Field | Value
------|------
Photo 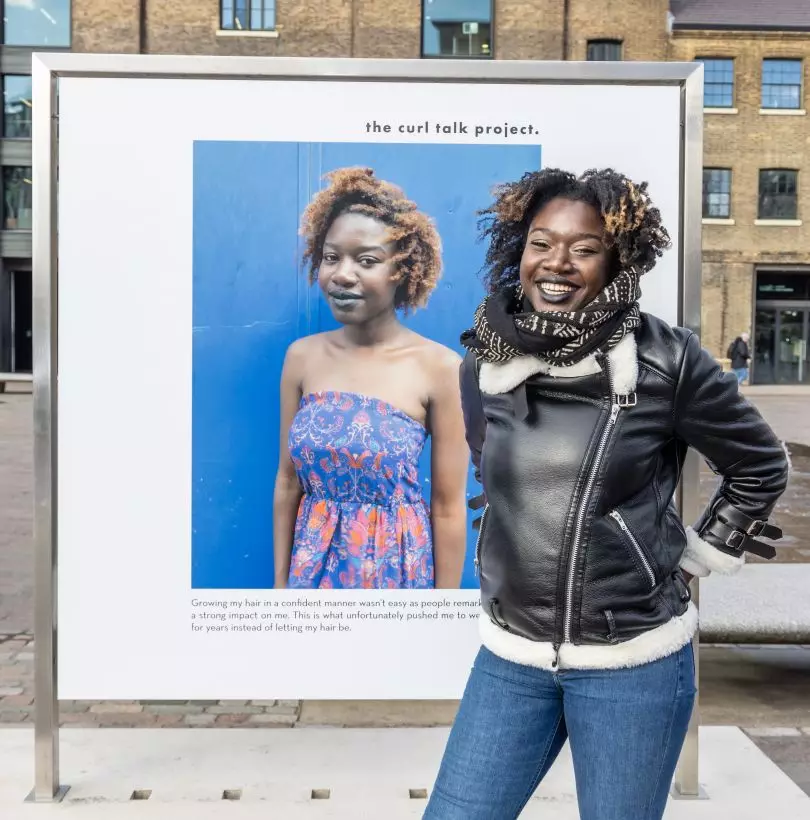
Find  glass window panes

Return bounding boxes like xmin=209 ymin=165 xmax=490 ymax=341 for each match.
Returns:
xmin=3 ymin=76 xmax=32 ymax=139
xmin=3 ymin=0 xmax=70 ymax=46
xmin=220 ymin=0 xmax=276 ymax=30
xmin=702 ymin=168 xmax=731 ymax=218
xmin=698 ymin=58 xmax=734 ymax=108
xmin=758 ymin=170 xmax=799 ymax=220
xmin=422 ymin=0 xmax=492 ymax=58
xmin=587 ymin=41 xmax=622 ymax=61
xmin=761 ymin=59 xmax=803 ymax=109
xmin=3 ymin=167 xmax=32 ymax=230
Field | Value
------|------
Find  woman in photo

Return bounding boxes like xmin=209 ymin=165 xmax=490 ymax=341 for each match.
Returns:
xmin=273 ymin=167 xmax=468 ymax=590
xmin=424 ymin=168 xmax=789 ymax=819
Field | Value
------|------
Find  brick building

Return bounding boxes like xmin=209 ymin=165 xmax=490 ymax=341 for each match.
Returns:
xmin=1 ymin=0 xmax=808 ymax=384
xmin=668 ymin=1 xmax=810 ymax=384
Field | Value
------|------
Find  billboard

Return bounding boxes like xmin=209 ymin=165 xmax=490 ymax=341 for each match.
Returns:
xmin=45 ymin=58 xmax=697 ymax=700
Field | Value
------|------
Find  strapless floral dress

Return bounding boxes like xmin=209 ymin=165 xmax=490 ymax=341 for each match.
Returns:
xmin=286 ymin=391 xmax=434 ymax=589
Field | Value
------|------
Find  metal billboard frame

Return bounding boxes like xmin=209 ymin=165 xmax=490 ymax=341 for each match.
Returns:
xmin=30 ymin=52 xmax=704 ymax=803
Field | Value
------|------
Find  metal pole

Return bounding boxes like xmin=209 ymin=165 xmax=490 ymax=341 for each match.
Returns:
xmin=672 ymin=449 xmax=706 ymax=798
xmin=673 ymin=563 xmax=705 ymax=799
xmin=672 ymin=63 xmax=706 ymax=801
xmin=26 ymin=54 xmax=69 ymax=804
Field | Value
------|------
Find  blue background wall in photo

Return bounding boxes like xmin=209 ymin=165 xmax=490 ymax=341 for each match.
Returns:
xmin=192 ymin=140 xmax=542 ymax=589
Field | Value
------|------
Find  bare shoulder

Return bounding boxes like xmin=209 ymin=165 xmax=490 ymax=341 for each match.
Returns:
xmin=285 ymin=332 xmax=331 ymax=365
xmin=283 ymin=334 xmax=331 ymax=386
xmin=410 ymin=334 xmax=463 ymax=390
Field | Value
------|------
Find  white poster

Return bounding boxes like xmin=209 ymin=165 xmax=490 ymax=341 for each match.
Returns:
xmin=55 ymin=70 xmax=682 ymax=699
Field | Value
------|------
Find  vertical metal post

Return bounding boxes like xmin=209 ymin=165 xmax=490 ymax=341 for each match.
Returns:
xmin=26 ymin=54 xmax=69 ymax=804
xmin=673 ymin=455 xmax=706 ymax=799
xmin=672 ymin=62 xmax=706 ymax=801
xmin=673 ymin=585 xmax=702 ymax=796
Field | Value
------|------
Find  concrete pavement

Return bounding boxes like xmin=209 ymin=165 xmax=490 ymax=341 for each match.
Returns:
xmin=2 ymin=726 xmax=810 ymax=818
xmin=0 ymin=390 xmax=33 ymax=635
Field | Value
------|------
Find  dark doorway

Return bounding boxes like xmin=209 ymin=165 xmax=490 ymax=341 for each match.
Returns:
xmin=10 ymin=269 xmax=32 ymax=372
xmin=753 ymin=270 xmax=810 ymax=385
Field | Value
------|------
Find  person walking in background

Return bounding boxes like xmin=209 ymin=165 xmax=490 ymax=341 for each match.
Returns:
xmin=423 ymin=168 xmax=788 ymax=820
xmin=728 ymin=332 xmax=751 ymax=384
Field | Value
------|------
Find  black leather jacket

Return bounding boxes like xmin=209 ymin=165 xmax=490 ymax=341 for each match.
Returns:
xmin=461 ymin=314 xmax=789 ymax=653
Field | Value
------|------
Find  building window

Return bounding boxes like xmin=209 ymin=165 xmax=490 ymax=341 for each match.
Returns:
xmin=3 ymin=167 xmax=32 ymax=231
xmin=586 ymin=40 xmax=622 ymax=61
xmin=2 ymin=0 xmax=70 ymax=46
xmin=698 ymin=58 xmax=734 ymax=108
xmin=3 ymin=76 xmax=32 ymax=139
xmin=758 ymin=170 xmax=798 ymax=220
xmin=761 ymin=59 xmax=803 ymax=110
xmin=703 ymin=169 xmax=731 ymax=219
xmin=422 ymin=0 xmax=492 ymax=59
xmin=220 ymin=0 xmax=277 ymax=31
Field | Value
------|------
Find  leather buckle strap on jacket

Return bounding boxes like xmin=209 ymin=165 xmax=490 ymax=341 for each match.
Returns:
xmin=615 ymin=392 xmax=638 ymax=408
xmin=700 ymin=499 xmax=783 ymax=560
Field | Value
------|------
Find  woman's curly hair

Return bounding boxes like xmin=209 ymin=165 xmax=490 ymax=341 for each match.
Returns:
xmin=300 ymin=166 xmax=442 ymax=311
xmin=479 ymin=168 xmax=672 ymax=293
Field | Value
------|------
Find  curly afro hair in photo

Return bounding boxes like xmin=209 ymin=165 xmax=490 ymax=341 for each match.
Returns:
xmin=478 ymin=167 xmax=672 ymax=293
xmin=300 ymin=166 xmax=442 ymax=311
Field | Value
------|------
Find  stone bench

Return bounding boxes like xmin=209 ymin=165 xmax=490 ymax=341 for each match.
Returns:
xmin=0 ymin=372 xmax=32 ymax=393
xmin=699 ymin=564 xmax=810 ymax=644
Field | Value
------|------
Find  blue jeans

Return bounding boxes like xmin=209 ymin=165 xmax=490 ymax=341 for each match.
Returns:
xmin=424 ymin=643 xmax=695 ymax=820
xmin=733 ymin=367 xmax=749 ymax=384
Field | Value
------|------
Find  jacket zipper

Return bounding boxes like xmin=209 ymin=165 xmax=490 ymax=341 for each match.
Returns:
xmin=604 ymin=609 xmax=619 ymax=643
xmin=473 ymin=504 xmax=489 ymax=577
xmin=489 ymin=598 xmax=509 ymax=630
xmin=561 ymin=354 xmax=633 ymax=646
xmin=609 ymin=510 xmax=656 ymax=588
xmin=563 ymin=402 xmax=620 ymax=643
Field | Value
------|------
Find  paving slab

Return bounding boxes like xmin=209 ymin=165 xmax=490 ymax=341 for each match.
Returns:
xmin=298 ymin=699 xmax=459 ymax=727
xmin=1 ymin=726 xmax=809 ymax=819
xmin=750 ymin=734 xmax=810 ymax=798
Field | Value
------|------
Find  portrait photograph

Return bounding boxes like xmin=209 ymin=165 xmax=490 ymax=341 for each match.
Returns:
xmin=191 ymin=140 xmax=541 ymax=591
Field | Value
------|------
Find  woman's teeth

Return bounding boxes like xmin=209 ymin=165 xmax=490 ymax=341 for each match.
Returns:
xmin=540 ymin=283 xmax=576 ymax=294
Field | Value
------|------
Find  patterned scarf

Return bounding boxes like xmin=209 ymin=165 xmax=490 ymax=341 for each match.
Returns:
xmin=460 ymin=269 xmax=642 ymax=366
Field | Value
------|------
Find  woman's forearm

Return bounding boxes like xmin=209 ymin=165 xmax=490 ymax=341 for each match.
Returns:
xmin=431 ymin=505 xmax=467 ymax=589
xmin=273 ymin=477 xmax=303 ymax=587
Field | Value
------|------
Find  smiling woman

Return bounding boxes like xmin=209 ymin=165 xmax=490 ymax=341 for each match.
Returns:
xmin=271 ymin=167 xmax=469 ymax=591
xmin=424 ymin=167 xmax=789 ymax=819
